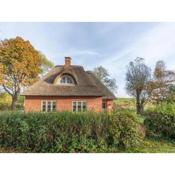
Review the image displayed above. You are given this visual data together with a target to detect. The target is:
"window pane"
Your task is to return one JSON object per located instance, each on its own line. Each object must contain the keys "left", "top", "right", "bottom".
{"left": 60, "top": 77, "right": 66, "bottom": 83}
{"left": 73, "top": 106, "right": 76, "bottom": 112}
{"left": 78, "top": 102, "right": 81, "bottom": 111}
{"left": 73, "top": 102, "right": 76, "bottom": 112}
{"left": 72, "top": 101, "right": 86, "bottom": 112}
{"left": 82, "top": 102, "right": 87, "bottom": 111}
{"left": 42, "top": 101, "right": 46, "bottom": 112}
{"left": 67, "top": 77, "right": 73, "bottom": 84}
{"left": 52, "top": 101, "right": 56, "bottom": 111}
{"left": 47, "top": 101, "right": 51, "bottom": 112}
{"left": 60, "top": 75, "right": 74, "bottom": 85}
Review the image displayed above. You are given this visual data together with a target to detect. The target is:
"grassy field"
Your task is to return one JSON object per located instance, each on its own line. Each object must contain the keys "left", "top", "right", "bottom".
{"left": 115, "top": 98, "right": 136, "bottom": 110}
{"left": 115, "top": 98, "right": 154, "bottom": 111}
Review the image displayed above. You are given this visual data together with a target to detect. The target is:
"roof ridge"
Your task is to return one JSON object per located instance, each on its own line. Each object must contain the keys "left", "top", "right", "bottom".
{"left": 55, "top": 65, "right": 83, "bottom": 68}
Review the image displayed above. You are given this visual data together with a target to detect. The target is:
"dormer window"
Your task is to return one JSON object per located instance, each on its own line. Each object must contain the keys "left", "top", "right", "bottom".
{"left": 59, "top": 75, "right": 75, "bottom": 85}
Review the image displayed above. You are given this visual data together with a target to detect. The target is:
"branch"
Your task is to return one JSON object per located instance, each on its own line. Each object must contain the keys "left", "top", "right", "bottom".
{"left": 2, "top": 84, "right": 13, "bottom": 96}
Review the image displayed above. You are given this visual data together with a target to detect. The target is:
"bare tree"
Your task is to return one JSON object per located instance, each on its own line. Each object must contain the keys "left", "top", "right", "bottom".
{"left": 126, "top": 57, "right": 151, "bottom": 114}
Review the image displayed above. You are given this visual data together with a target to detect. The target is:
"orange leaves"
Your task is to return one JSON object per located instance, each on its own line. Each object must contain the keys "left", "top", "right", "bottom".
{"left": 0, "top": 36, "right": 42, "bottom": 93}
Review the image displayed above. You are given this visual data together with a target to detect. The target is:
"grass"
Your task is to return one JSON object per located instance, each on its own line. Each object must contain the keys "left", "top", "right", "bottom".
{"left": 130, "top": 139, "right": 175, "bottom": 153}
{"left": 115, "top": 98, "right": 136, "bottom": 110}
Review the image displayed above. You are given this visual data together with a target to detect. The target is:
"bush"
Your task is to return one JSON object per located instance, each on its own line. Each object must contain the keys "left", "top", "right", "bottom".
{"left": 0, "top": 111, "right": 143, "bottom": 152}
{"left": 108, "top": 111, "right": 143, "bottom": 149}
{"left": 0, "top": 93, "right": 24, "bottom": 111}
{"left": 144, "top": 105, "right": 175, "bottom": 140}
{"left": 0, "top": 93, "right": 11, "bottom": 110}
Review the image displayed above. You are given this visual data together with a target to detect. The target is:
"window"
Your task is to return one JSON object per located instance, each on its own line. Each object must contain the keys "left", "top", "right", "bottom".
{"left": 72, "top": 101, "right": 87, "bottom": 112}
{"left": 102, "top": 101, "right": 107, "bottom": 111}
{"left": 60, "top": 75, "right": 74, "bottom": 85}
{"left": 41, "top": 101, "right": 56, "bottom": 112}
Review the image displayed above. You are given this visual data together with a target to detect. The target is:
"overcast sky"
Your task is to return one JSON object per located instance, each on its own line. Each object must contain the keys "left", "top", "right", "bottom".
{"left": 0, "top": 22, "right": 175, "bottom": 97}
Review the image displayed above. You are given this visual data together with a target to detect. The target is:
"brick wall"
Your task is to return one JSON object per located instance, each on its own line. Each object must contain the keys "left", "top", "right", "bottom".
{"left": 24, "top": 96, "right": 103, "bottom": 112}
{"left": 106, "top": 99, "right": 113, "bottom": 112}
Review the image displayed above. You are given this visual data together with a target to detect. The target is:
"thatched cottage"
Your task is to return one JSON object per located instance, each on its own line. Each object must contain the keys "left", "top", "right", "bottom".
{"left": 22, "top": 57, "right": 115, "bottom": 112}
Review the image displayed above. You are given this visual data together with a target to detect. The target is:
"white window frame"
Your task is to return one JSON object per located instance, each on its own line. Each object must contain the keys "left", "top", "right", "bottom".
{"left": 72, "top": 101, "right": 87, "bottom": 112}
{"left": 60, "top": 75, "right": 74, "bottom": 85}
{"left": 41, "top": 100, "right": 56, "bottom": 112}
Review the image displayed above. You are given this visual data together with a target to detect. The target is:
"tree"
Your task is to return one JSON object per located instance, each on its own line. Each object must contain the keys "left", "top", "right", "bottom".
{"left": 150, "top": 60, "right": 175, "bottom": 103}
{"left": 0, "top": 36, "right": 43, "bottom": 110}
{"left": 0, "top": 64, "right": 3, "bottom": 83}
{"left": 39, "top": 52, "right": 54, "bottom": 77}
{"left": 126, "top": 57, "right": 151, "bottom": 114}
{"left": 93, "top": 66, "right": 117, "bottom": 92}
{"left": 166, "top": 84, "right": 175, "bottom": 103}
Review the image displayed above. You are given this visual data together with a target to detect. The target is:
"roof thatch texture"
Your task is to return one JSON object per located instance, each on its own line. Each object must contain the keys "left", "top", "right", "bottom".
{"left": 22, "top": 65, "right": 116, "bottom": 99}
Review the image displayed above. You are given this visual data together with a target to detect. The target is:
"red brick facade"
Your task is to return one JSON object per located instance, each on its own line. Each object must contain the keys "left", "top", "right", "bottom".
{"left": 24, "top": 96, "right": 113, "bottom": 112}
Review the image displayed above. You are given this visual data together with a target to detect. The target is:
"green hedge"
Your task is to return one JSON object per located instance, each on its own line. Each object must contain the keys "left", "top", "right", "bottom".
{"left": 0, "top": 111, "right": 143, "bottom": 152}
{"left": 144, "top": 103, "right": 175, "bottom": 140}
{"left": 144, "top": 113, "right": 175, "bottom": 140}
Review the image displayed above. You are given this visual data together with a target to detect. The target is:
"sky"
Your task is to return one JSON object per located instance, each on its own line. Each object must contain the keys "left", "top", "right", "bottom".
{"left": 0, "top": 22, "right": 175, "bottom": 97}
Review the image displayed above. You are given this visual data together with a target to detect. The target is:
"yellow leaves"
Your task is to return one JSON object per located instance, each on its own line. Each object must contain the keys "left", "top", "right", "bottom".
{"left": 0, "top": 63, "right": 3, "bottom": 83}
{"left": 0, "top": 36, "right": 42, "bottom": 90}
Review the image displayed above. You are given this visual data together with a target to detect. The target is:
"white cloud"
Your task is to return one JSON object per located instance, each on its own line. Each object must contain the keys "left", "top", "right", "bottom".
{"left": 64, "top": 48, "right": 101, "bottom": 57}
{"left": 100, "top": 23, "right": 175, "bottom": 97}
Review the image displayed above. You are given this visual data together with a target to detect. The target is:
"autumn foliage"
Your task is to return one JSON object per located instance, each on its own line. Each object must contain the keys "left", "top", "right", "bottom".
{"left": 0, "top": 37, "right": 42, "bottom": 110}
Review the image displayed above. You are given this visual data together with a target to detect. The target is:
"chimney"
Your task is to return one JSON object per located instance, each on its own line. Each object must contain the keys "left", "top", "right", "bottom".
{"left": 64, "top": 57, "right": 71, "bottom": 67}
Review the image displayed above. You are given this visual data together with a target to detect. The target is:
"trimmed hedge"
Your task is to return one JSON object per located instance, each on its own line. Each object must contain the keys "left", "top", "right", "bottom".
{"left": 0, "top": 111, "right": 143, "bottom": 152}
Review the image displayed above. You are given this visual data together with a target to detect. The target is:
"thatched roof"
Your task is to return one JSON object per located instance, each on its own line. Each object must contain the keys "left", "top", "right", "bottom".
{"left": 22, "top": 62, "right": 116, "bottom": 99}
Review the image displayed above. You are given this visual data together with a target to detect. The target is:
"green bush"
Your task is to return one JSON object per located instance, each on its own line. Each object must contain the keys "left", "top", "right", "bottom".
{"left": 108, "top": 111, "right": 143, "bottom": 149}
{"left": 0, "top": 111, "right": 143, "bottom": 152}
{"left": 0, "top": 93, "right": 24, "bottom": 111}
{"left": 144, "top": 108, "right": 175, "bottom": 140}
{"left": 0, "top": 93, "right": 11, "bottom": 110}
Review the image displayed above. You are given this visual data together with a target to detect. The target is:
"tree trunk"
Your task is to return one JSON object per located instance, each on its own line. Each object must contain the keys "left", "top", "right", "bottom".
{"left": 136, "top": 90, "right": 141, "bottom": 114}
{"left": 11, "top": 95, "right": 18, "bottom": 110}
{"left": 140, "top": 98, "right": 145, "bottom": 115}
{"left": 140, "top": 103, "right": 144, "bottom": 115}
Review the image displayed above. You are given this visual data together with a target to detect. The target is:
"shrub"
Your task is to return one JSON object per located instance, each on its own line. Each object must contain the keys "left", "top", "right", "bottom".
{"left": 0, "top": 93, "right": 11, "bottom": 110}
{"left": 144, "top": 106, "right": 175, "bottom": 140}
{"left": 108, "top": 111, "right": 144, "bottom": 149}
{"left": 0, "top": 111, "right": 143, "bottom": 152}
{"left": 0, "top": 93, "right": 24, "bottom": 111}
